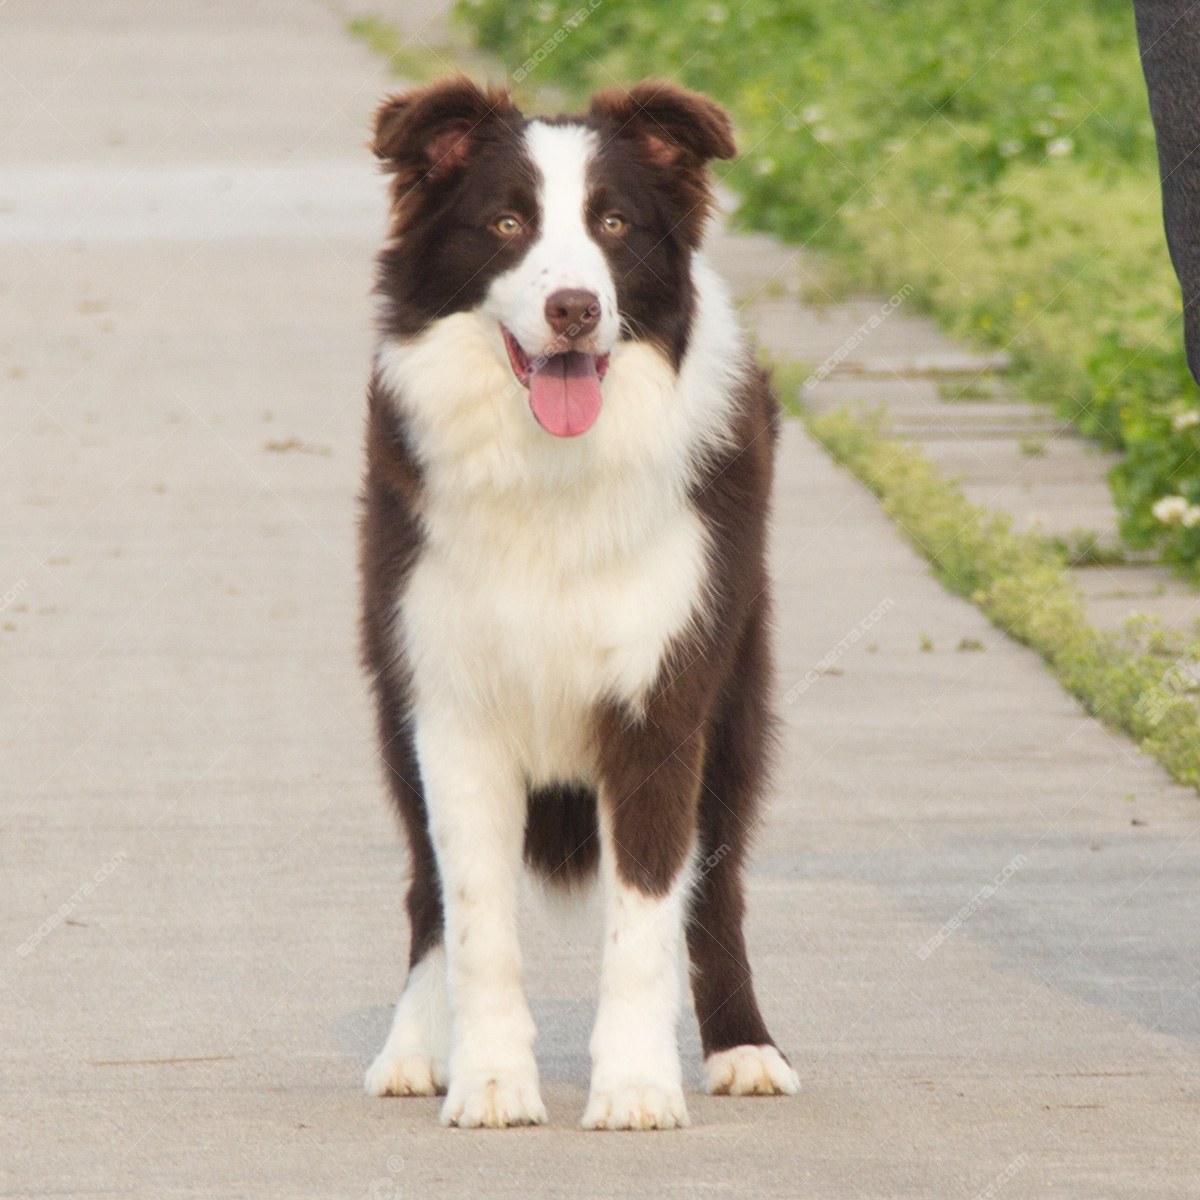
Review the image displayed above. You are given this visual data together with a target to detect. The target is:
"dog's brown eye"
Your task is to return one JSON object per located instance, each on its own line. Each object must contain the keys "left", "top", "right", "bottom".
{"left": 492, "top": 214, "right": 523, "bottom": 237}
{"left": 600, "top": 212, "right": 628, "bottom": 235}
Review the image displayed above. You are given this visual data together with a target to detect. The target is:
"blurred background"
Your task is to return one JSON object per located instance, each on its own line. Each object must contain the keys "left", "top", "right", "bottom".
{"left": 458, "top": 0, "right": 1200, "bottom": 574}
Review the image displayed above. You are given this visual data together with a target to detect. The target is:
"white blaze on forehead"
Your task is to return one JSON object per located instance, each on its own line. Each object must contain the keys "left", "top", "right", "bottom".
{"left": 524, "top": 120, "right": 597, "bottom": 259}
{"left": 483, "top": 120, "right": 620, "bottom": 357}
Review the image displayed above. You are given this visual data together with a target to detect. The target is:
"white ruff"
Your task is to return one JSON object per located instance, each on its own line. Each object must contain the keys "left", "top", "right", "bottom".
{"left": 380, "top": 255, "right": 743, "bottom": 779}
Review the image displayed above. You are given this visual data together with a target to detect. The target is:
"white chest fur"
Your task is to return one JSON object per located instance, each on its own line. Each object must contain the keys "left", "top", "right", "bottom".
{"left": 379, "top": 260, "right": 742, "bottom": 784}
{"left": 379, "top": 335, "right": 708, "bottom": 782}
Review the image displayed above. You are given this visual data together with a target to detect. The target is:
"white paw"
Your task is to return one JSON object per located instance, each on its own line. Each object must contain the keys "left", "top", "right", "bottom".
{"left": 366, "top": 950, "right": 451, "bottom": 1097}
{"left": 704, "top": 1044, "right": 799, "bottom": 1096}
{"left": 364, "top": 1049, "right": 447, "bottom": 1097}
{"left": 581, "top": 1082, "right": 690, "bottom": 1131}
{"left": 440, "top": 1072, "right": 547, "bottom": 1128}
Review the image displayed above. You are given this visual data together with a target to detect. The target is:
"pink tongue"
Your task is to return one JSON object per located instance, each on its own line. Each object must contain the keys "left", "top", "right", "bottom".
{"left": 528, "top": 352, "right": 602, "bottom": 437}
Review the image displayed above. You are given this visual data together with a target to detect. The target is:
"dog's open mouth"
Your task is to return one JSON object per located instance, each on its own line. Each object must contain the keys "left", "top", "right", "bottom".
{"left": 502, "top": 327, "right": 610, "bottom": 438}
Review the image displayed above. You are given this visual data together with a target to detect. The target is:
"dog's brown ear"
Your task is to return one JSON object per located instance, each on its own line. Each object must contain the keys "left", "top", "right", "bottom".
{"left": 372, "top": 76, "right": 517, "bottom": 183}
{"left": 588, "top": 79, "right": 737, "bottom": 166}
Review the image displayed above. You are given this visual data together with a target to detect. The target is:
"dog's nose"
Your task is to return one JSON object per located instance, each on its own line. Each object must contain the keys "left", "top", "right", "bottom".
{"left": 544, "top": 289, "right": 600, "bottom": 338}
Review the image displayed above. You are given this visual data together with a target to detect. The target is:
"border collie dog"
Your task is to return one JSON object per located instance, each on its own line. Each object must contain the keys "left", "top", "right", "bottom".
{"left": 360, "top": 77, "right": 797, "bottom": 1129}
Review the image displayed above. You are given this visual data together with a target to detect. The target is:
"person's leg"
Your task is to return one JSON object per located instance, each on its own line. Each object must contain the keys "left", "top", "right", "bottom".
{"left": 1134, "top": 0, "right": 1200, "bottom": 383}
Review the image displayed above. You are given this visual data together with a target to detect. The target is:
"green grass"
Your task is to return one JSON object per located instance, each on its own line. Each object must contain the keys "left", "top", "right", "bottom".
{"left": 777, "top": 374, "right": 1200, "bottom": 788}
{"left": 938, "top": 379, "right": 995, "bottom": 403}
{"left": 1046, "top": 529, "right": 1138, "bottom": 568}
{"left": 458, "top": 0, "right": 1200, "bottom": 573}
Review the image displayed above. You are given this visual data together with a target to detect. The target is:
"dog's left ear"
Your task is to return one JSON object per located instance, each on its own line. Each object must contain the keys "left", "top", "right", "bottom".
{"left": 588, "top": 79, "right": 737, "bottom": 166}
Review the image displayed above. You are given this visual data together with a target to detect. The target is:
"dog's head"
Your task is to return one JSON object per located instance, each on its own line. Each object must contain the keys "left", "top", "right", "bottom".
{"left": 372, "top": 77, "right": 736, "bottom": 438}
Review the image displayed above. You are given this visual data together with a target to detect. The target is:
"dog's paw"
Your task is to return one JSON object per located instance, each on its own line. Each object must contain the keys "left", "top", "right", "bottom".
{"left": 581, "top": 1082, "right": 690, "bottom": 1131}
{"left": 364, "top": 1049, "right": 447, "bottom": 1097}
{"left": 704, "top": 1044, "right": 799, "bottom": 1096}
{"left": 440, "top": 1073, "right": 547, "bottom": 1128}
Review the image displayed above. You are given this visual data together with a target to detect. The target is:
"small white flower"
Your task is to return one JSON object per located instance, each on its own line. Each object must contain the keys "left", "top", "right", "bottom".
{"left": 1171, "top": 410, "right": 1200, "bottom": 431}
{"left": 1046, "top": 137, "right": 1074, "bottom": 158}
{"left": 801, "top": 105, "right": 823, "bottom": 124}
{"left": 813, "top": 125, "right": 836, "bottom": 144}
{"left": 752, "top": 156, "right": 777, "bottom": 176}
{"left": 1184, "top": 505, "right": 1200, "bottom": 528}
{"left": 1152, "top": 495, "right": 1191, "bottom": 524}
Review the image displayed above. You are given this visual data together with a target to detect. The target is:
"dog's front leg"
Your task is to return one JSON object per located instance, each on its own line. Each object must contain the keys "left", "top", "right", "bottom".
{"left": 582, "top": 716, "right": 703, "bottom": 1131}
{"left": 415, "top": 714, "right": 546, "bottom": 1128}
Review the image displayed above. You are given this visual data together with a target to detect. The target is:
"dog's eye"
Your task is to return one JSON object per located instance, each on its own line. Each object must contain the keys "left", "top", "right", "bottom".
{"left": 492, "top": 214, "right": 523, "bottom": 237}
{"left": 600, "top": 212, "right": 629, "bottom": 235}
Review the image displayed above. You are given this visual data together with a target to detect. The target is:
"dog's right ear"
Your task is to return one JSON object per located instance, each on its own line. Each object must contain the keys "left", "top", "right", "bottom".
{"left": 372, "top": 76, "right": 516, "bottom": 186}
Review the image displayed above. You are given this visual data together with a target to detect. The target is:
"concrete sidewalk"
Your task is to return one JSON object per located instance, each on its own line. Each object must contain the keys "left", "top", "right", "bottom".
{"left": 3, "top": 3, "right": 1200, "bottom": 1197}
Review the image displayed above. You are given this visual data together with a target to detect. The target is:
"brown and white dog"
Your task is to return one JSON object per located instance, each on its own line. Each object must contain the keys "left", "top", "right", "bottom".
{"left": 359, "top": 76, "right": 796, "bottom": 1129}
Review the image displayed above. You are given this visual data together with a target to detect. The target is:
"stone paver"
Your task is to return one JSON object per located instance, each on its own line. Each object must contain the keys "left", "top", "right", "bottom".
{"left": 3, "top": 4, "right": 1200, "bottom": 1198}
{"left": 728, "top": 235, "right": 1198, "bottom": 642}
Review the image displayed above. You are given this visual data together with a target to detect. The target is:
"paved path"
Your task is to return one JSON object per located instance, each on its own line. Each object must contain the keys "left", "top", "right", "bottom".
{"left": 740, "top": 241, "right": 1200, "bottom": 641}
{"left": 3, "top": 3, "right": 1200, "bottom": 1197}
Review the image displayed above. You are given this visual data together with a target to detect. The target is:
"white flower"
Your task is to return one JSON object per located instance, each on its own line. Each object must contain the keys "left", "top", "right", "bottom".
{"left": 1046, "top": 137, "right": 1074, "bottom": 158}
{"left": 813, "top": 125, "right": 836, "bottom": 144}
{"left": 1184, "top": 505, "right": 1200, "bottom": 528}
{"left": 1152, "top": 495, "right": 1191, "bottom": 524}
{"left": 752, "top": 156, "right": 777, "bottom": 176}
{"left": 1171, "top": 410, "right": 1200, "bottom": 431}
{"left": 801, "top": 105, "right": 823, "bottom": 124}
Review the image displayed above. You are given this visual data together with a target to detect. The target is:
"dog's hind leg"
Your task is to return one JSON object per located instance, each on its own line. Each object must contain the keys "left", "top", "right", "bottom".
{"left": 364, "top": 705, "right": 451, "bottom": 1097}
{"left": 365, "top": 944, "right": 450, "bottom": 1097}
{"left": 686, "top": 602, "right": 799, "bottom": 1097}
